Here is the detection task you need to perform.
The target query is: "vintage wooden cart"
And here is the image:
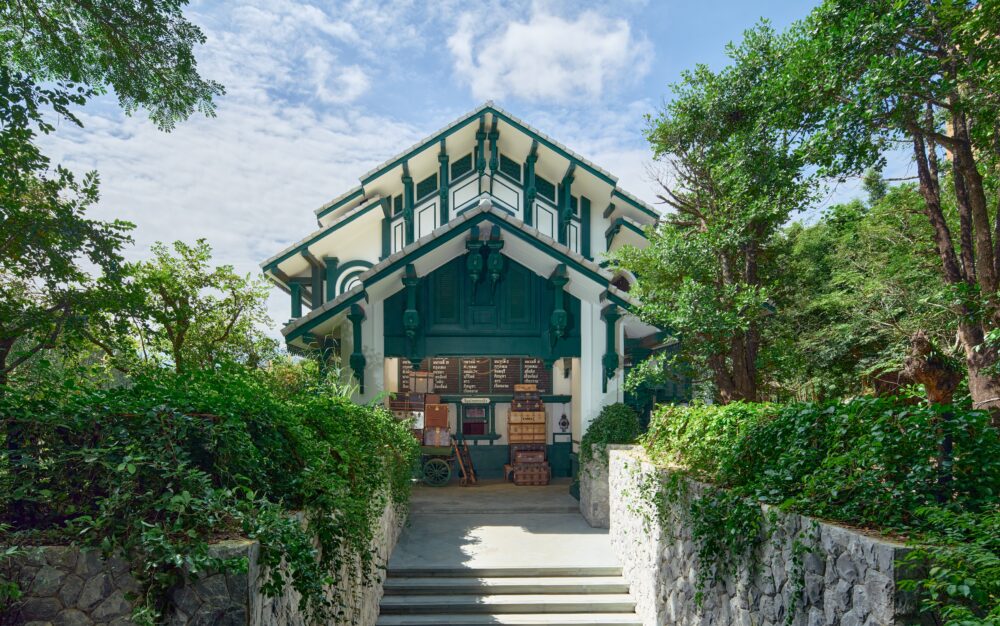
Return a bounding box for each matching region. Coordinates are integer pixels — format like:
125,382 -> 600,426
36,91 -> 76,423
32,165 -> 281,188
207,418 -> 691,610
418,439 -> 477,487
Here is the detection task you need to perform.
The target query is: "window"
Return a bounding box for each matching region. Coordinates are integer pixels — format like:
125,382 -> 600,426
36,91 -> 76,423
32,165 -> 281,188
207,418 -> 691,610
416,174 -> 438,200
499,154 -> 521,181
393,194 -> 403,215
450,153 -> 473,180
535,176 -> 556,202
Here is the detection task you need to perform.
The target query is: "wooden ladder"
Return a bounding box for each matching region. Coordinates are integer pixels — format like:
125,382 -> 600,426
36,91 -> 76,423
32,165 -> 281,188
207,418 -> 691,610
453,438 -> 478,486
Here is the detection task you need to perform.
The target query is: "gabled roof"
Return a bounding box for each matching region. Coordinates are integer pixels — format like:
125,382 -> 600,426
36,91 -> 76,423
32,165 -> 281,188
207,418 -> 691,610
314,101 -> 658,222
284,198 -> 638,345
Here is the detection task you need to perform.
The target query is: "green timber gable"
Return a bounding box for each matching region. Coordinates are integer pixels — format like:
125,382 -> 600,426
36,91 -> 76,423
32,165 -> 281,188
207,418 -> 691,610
383,256 -> 582,360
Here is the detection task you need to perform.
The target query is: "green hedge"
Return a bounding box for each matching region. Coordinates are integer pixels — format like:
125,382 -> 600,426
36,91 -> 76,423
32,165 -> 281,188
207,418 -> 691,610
643,398 -> 1000,623
579,402 -> 641,467
0,364 -> 419,624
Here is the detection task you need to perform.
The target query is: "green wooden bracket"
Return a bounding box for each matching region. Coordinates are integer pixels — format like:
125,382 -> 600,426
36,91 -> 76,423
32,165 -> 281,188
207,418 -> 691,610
438,140 -> 450,225
485,224 -> 505,298
347,304 -> 366,394
488,116 -> 500,173
475,116 -> 487,174
402,264 -> 421,365
524,141 -> 538,226
559,164 -> 576,245
465,228 -> 485,288
402,162 -> 414,245
323,257 -> 339,302
601,304 -> 622,393
549,264 -> 569,348
289,281 -> 303,320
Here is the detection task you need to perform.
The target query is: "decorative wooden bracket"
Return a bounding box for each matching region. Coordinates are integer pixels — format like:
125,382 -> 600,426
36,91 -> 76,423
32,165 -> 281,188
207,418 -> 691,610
465,228 -> 485,290
402,162 -> 414,245
559,163 -> 576,245
524,141 -> 538,227
549,264 -> 569,348
601,304 -> 622,393
347,304 -> 366,394
485,225 -> 505,300
402,265 -> 420,358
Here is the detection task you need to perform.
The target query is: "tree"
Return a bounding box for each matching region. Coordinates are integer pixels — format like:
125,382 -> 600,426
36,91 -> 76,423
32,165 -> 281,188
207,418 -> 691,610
0,0 -> 223,387
787,0 -> 1000,411
614,25 -> 813,403
89,240 -> 277,373
772,186 -> 955,400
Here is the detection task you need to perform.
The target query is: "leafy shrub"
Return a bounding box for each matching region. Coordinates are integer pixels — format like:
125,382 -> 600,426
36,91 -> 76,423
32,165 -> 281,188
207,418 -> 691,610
580,402 -> 641,467
641,398 -> 1000,623
0,363 -> 419,624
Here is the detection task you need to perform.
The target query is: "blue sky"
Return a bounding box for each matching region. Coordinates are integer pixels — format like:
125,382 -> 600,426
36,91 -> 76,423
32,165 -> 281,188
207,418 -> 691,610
41,0 -> 870,327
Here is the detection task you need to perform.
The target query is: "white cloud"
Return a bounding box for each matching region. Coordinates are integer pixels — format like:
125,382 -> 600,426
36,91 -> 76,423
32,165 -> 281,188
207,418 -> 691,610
448,9 -> 652,103
303,46 -> 371,104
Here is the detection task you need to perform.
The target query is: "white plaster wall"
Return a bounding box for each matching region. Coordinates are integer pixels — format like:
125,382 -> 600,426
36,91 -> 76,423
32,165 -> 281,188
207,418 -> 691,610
578,300 -> 624,438
351,300 -> 385,405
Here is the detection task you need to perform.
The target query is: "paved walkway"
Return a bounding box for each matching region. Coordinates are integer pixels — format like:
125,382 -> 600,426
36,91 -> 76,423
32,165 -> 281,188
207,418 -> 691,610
389,480 -> 620,573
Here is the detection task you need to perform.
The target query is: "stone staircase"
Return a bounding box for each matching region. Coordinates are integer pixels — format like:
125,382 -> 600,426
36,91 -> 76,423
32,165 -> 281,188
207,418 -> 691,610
376,566 -> 640,626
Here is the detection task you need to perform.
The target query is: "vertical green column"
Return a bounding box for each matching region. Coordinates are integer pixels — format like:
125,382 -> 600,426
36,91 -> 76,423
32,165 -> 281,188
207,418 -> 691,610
549,265 -> 569,348
601,304 -> 622,393
402,164 -> 414,245
289,282 -> 302,319
439,141 -> 450,226
380,198 -> 391,260
559,166 -> 574,246
524,146 -> 537,226
402,264 -> 421,367
347,304 -> 366,394
324,257 -> 339,301
581,197 -> 591,259
475,118 -> 486,175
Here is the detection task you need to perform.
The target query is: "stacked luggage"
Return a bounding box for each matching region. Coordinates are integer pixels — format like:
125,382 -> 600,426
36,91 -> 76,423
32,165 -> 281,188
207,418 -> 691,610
508,384 -> 550,485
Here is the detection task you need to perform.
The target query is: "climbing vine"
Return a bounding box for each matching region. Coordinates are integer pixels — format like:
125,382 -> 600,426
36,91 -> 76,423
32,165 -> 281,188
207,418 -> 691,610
636,399 -> 1000,623
0,363 -> 419,625
579,402 -> 641,469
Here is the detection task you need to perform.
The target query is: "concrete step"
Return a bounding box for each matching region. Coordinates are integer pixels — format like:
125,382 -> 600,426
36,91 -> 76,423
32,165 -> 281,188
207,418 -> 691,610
379,593 -> 636,615
375,614 -> 643,625
383,576 -> 630,595
386,566 -> 623,578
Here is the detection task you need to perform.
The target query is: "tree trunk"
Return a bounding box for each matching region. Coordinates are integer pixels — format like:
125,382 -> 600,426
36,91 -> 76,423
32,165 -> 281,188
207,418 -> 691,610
903,331 -> 961,404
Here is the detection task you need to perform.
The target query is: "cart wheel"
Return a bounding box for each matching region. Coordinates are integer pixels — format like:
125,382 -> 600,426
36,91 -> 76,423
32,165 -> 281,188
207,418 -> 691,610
422,458 -> 451,487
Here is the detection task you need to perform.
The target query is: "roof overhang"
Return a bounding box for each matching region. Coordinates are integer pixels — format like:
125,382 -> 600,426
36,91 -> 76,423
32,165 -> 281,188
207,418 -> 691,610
282,197 -> 641,348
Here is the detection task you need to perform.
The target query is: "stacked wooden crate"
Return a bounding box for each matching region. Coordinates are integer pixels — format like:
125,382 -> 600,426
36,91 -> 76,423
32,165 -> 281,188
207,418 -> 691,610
508,384 -> 550,485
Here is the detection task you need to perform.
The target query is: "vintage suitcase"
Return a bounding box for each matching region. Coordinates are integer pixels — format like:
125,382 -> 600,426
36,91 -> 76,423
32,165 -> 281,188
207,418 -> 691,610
513,383 -> 538,392
424,403 -> 449,429
424,394 -> 441,405
513,462 -> 550,486
513,449 -> 546,464
509,411 -> 546,424
423,426 -> 451,447
409,371 -> 434,393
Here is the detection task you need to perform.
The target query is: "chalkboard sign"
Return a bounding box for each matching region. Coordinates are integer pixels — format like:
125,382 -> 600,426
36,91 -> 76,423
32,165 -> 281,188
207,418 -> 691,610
460,358 -> 491,394
397,357 -> 552,394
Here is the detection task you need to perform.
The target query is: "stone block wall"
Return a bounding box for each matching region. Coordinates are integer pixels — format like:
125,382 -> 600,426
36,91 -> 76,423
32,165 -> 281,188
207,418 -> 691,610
579,444 -> 631,529
3,499 -> 404,626
608,447 -> 925,626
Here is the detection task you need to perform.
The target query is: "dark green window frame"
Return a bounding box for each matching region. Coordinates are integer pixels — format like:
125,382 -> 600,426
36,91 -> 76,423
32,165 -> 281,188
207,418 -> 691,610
499,154 -> 521,182
416,174 -> 438,201
535,175 -> 556,202
451,153 -> 473,180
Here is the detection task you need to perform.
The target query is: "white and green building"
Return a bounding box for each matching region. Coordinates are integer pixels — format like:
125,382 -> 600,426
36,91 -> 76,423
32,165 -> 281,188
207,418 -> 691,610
261,102 -> 683,478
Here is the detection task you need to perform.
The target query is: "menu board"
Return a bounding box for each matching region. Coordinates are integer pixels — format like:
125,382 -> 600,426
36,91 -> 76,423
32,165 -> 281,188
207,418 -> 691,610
522,358 -> 552,390
398,357 -> 552,394
491,357 -> 519,393
430,357 -> 459,393
460,358 -> 491,394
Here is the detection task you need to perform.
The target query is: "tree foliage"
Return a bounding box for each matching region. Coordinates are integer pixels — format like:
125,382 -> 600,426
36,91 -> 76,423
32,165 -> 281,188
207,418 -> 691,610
614,24 -> 814,403
0,0 -> 222,386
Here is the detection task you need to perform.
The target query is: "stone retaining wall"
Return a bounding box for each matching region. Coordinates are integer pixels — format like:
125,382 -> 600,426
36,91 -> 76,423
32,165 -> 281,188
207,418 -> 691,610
607,447 -> 925,626
3,499 -> 404,626
579,444 -> 632,528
